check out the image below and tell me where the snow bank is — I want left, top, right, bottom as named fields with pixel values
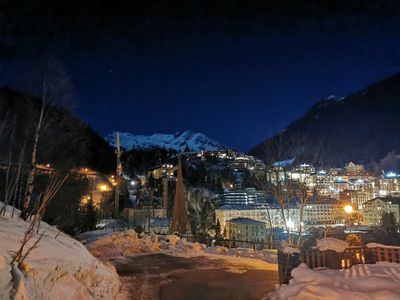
left=78, top=229, right=115, bottom=246
left=0, top=209, right=120, bottom=300
left=205, top=246, right=278, bottom=264
left=269, top=263, right=400, bottom=300
left=87, top=230, right=277, bottom=263
left=89, top=230, right=161, bottom=257
left=316, top=238, right=348, bottom=253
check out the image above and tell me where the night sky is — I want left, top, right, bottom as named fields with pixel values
left=1, top=1, right=400, bottom=151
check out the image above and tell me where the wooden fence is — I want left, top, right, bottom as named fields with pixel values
left=222, top=239, right=279, bottom=250
left=278, top=245, right=400, bottom=284
left=301, top=245, right=400, bottom=270
left=369, top=246, right=400, bottom=263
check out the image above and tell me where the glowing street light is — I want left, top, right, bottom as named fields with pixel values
left=344, top=205, right=353, bottom=214
left=286, top=220, right=295, bottom=230
left=99, top=184, right=110, bottom=192
left=344, top=204, right=353, bottom=232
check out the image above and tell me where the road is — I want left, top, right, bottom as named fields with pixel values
left=112, top=253, right=278, bottom=300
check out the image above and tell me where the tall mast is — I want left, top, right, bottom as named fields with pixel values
left=115, top=132, right=122, bottom=214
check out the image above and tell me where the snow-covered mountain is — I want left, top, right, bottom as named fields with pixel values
left=105, top=130, right=226, bottom=152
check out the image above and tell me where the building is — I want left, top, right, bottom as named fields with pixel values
left=215, top=205, right=300, bottom=232
left=148, top=164, right=176, bottom=179
left=231, top=156, right=250, bottom=171
left=332, top=176, right=352, bottom=193
left=339, top=190, right=373, bottom=210
left=345, top=162, right=365, bottom=176
left=362, top=197, right=400, bottom=226
left=290, top=163, right=315, bottom=181
left=226, top=218, right=268, bottom=248
left=303, top=197, right=344, bottom=225
left=379, top=172, right=400, bottom=196
left=222, top=188, right=266, bottom=206
left=313, top=170, right=333, bottom=195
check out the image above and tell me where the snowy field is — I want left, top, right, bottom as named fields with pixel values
left=269, top=262, right=400, bottom=300
left=0, top=206, right=120, bottom=300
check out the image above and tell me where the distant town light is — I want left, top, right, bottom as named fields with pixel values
left=286, top=220, right=294, bottom=229
left=385, top=171, right=397, bottom=178
left=99, top=184, right=110, bottom=192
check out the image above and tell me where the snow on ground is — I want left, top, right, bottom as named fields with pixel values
left=85, top=229, right=277, bottom=265
left=0, top=205, right=120, bottom=300
left=204, top=246, right=278, bottom=264
left=269, top=262, right=400, bottom=300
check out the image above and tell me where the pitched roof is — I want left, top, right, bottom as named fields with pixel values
left=365, top=197, right=400, bottom=205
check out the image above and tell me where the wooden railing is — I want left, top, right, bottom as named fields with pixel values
left=278, top=244, right=400, bottom=284
left=301, top=246, right=367, bottom=269
left=369, top=245, right=400, bottom=263
left=222, top=239, right=279, bottom=250
left=301, top=245, right=400, bottom=269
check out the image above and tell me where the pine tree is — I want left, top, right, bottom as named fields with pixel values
left=215, top=219, right=221, bottom=240
left=382, top=211, right=397, bottom=234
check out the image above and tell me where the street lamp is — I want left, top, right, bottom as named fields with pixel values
left=99, top=184, right=110, bottom=192
left=344, top=204, right=353, bottom=233
left=344, top=204, right=353, bottom=214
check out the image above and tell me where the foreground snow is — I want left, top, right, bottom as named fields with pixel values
left=84, top=230, right=278, bottom=299
left=84, top=229, right=277, bottom=265
left=0, top=209, right=120, bottom=300
left=269, top=263, right=400, bottom=300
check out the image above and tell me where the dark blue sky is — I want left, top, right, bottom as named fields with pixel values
left=1, top=1, right=400, bottom=151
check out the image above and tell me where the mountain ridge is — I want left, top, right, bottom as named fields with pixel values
left=249, top=72, right=400, bottom=169
left=105, top=130, right=227, bottom=152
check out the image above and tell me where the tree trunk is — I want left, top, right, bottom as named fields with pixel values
left=21, top=82, right=46, bottom=220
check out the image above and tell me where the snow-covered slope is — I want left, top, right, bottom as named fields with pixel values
left=269, top=263, right=400, bottom=299
left=105, top=130, right=226, bottom=152
left=0, top=205, right=120, bottom=300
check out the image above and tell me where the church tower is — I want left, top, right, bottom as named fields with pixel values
left=170, top=157, right=191, bottom=235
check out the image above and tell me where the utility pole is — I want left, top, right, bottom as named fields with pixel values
left=162, top=176, right=168, bottom=217
left=115, top=132, right=122, bottom=215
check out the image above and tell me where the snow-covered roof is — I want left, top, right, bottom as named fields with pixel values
left=272, top=158, right=296, bottom=167
left=316, top=238, right=348, bottom=253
